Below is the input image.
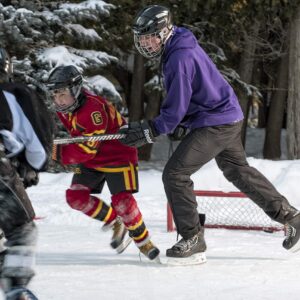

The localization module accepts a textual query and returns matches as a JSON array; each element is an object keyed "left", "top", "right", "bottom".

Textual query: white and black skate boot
[
  {"left": 138, "top": 240, "right": 160, "bottom": 261},
  {"left": 109, "top": 217, "right": 132, "bottom": 254},
  {"left": 166, "top": 230, "right": 207, "bottom": 265},
  {"left": 283, "top": 212, "right": 300, "bottom": 253}
]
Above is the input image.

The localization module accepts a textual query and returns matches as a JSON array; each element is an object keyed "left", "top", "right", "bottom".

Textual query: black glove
[
  {"left": 168, "top": 125, "right": 187, "bottom": 141},
  {"left": 118, "top": 120, "right": 158, "bottom": 148},
  {"left": 17, "top": 162, "right": 39, "bottom": 188}
]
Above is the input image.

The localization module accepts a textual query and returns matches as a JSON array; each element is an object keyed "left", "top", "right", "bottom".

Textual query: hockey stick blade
[{"left": 53, "top": 133, "right": 126, "bottom": 145}]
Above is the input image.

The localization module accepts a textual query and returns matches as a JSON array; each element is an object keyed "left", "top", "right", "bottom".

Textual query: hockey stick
[{"left": 53, "top": 133, "right": 126, "bottom": 145}]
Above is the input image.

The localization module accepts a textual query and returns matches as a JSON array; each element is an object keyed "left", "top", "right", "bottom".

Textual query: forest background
[{"left": 1, "top": 0, "right": 300, "bottom": 161}]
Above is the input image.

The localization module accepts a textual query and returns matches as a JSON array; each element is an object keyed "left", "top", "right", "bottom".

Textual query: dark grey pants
[{"left": 163, "top": 121, "right": 297, "bottom": 239}]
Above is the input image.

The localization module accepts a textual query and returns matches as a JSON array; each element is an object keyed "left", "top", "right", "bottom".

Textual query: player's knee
[
  {"left": 111, "top": 192, "right": 135, "bottom": 215},
  {"left": 162, "top": 168, "right": 170, "bottom": 185},
  {"left": 66, "top": 184, "right": 91, "bottom": 211},
  {"left": 111, "top": 192, "right": 141, "bottom": 224},
  {"left": 162, "top": 166, "right": 181, "bottom": 187}
]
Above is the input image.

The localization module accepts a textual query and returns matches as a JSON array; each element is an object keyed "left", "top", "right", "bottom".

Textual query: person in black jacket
[{"left": 0, "top": 48, "right": 54, "bottom": 298}]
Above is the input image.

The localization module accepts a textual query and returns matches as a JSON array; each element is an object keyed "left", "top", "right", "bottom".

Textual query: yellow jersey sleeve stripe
[
  {"left": 78, "top": 143, "right": 97, "bottom": 154},
  {"left": 116, "top": 111, "right": 123, "bottom": 127},
  {"left": 71, "top": 115, "right": 77, "bottom": 129}
]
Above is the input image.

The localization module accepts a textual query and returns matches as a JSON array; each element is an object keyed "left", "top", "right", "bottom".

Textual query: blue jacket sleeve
[{"left": 152, "top": 61, "right": 193, "bottom": 135}]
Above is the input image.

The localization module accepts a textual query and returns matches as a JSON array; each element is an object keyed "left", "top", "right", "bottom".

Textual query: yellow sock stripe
[
  {"left": 129, "top": 163, "right": 137, "bottom": 190},
  {"left": 103, "top": 206, "right": 113, "bottom": 223},
  {"left": 127, "top": 218, "right": 144, "bottom": 231},
  {"left": 132, "top": 228, "right": 148, "bottom": 241},
  {"left": 90, "top": 200, "right": 104, "bottom": 218}
]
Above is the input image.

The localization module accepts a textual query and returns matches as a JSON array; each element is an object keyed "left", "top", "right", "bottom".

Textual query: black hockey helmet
[
  {"left": 0, "top": 48, "right": 13, "bottom": 82},
  {"left": 133, "top": 5, "right": 173, "bottom": 59},
  {"left": 46, "top": 65, "right": 84, "bottom": 113}
]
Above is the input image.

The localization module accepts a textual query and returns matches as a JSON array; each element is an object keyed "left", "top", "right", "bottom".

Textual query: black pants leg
[
  {"left": 163, "top": 126, "right": 225, "bottom": 239},
  {"left": 215, "top": 126, "right": 296, "bottom": 224}
]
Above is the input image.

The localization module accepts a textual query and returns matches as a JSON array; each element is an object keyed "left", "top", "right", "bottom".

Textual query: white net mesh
[
  {"left": 197, "top": 196, "right": 283, "bottom": 231},
  {"left": 167, "top": 192, "right": 284, "bottom": 232}
]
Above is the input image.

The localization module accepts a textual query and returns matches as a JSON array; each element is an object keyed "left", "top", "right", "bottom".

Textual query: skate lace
[
  {"left": 173, "top": 236, "right": 196, "bottom": 251},
  {"left": 285, "top": 224, "right": 296, "bottom": 239}
]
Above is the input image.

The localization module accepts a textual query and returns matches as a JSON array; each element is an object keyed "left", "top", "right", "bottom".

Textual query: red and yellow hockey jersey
[{"left": 57, "top": 89, "right": 138, "bottom": 168}]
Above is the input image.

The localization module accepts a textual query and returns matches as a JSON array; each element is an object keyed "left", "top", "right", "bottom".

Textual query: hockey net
[{"left": 167, "top": 190, "right": 284, "bottom": 232}]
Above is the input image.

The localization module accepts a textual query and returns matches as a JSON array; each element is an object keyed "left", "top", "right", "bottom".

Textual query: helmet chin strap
[
  {"left": 160, "top": 25, "right": 174, "bottom": 44},
  {"left": 158, "top": 26, "right": 174, "bottom": 58}
]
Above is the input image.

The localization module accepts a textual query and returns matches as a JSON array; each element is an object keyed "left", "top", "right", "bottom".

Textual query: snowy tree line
[{"left": 1, "top": 0, "right": 300, "bottom": 160}]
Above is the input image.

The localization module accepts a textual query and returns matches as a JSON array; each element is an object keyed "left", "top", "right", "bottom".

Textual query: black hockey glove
[
  {"left": 118, "top": 120, "right": 158, "bottom": 148},
  {"left": 168, "top": 125, "right": 188, "bottom": 141},
  {"left": 17, "top": 162, "right": 39, "bottom": 188}
]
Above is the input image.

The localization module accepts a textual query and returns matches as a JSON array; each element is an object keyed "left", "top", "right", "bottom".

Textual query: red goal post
[{"left": 167, "top": 190, "right": 284, "bottom": 232}]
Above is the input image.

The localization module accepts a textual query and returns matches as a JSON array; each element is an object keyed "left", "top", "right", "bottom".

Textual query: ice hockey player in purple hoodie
[{"left": 119, "top": 5, "right": 300, "bottom": 263}]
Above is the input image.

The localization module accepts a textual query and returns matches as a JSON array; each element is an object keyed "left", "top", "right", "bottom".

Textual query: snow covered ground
[{"left": 2, "top": 158, "right": 300, "bottom": 300}]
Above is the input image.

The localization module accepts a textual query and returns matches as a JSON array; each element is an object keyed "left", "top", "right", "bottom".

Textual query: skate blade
[
  {"left": 164, "top": 252, "right": 207, "bottom": 266},
  {"left": 289, "top": 238, "right": 300, "bottom": 253},
  {"left": 116, "top": 237, "right": 132, "bottom": 254}
]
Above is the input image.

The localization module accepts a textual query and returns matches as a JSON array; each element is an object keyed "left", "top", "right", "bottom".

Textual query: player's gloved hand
[
  {"left": 168, "top": 125, "right": 188, "bottom": 141},
  {"left": 18, "top": 162, "right": 39, "bottom": 188},
  {"left": 118, "top": 120, "right": 158, "bottom": 148}
]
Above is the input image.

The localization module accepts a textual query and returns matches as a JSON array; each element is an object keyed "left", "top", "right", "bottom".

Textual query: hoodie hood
[{"left": 163, "top": 27, "right": 197, "bottom": 62}]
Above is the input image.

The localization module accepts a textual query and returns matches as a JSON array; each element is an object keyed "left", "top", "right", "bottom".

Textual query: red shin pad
[{"left": 111, "top": 192, "right": 142, "bottom": 227}]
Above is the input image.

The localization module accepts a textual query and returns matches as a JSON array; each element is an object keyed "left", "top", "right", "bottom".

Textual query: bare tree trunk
[
  {"left": 287, "top": 7, "right": 300, "bottom": 159},
  {"left": 238, "top": 21, "right": 260, "bottom": 146},
  {"left": 129, "top": 52, "right": 145, "bottom": 121},
  {"left": 263, "top": 50, "right": 288, "bottom": 159},
  {"left": 110, "top": 64, "right": 132, "bottom": 107},
  {"left": 139, "top": 89, "right": 162, "bottom": 161}
]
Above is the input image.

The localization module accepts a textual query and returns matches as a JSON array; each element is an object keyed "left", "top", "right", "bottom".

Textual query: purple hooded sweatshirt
[{"left": 152, "top": 27, "right": 244, "bottom": 135}]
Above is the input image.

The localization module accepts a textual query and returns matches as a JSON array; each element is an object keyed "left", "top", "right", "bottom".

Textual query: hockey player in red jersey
[{"left": 47, "top": 65, "right": 159, "bottom": 260}]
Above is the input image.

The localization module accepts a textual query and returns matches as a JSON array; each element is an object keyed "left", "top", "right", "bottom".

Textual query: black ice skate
[
  {"left": 110, "top": 217, "right": 132, "bottom": 254},
  {"left": 166, "top": 230, "right": 206, "bottom": 258},
  {"left": 165, "top": 230, "right": 207, "bottom": 265},
  {"left": 283, "top": 212, "right": 300, "bottom": 253}
]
